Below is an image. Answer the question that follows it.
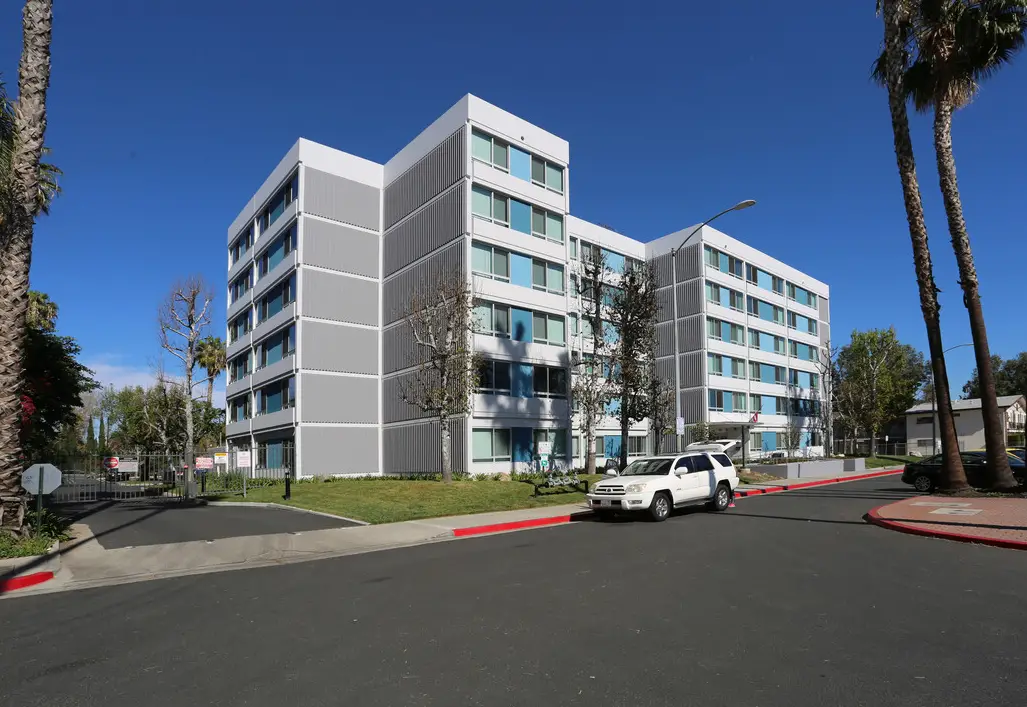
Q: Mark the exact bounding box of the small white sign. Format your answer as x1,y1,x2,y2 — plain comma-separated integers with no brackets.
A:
196,457,214,470
214,452,228,465
676,417,685,436
538,441,552,456
118,459,139,474
929,508,982,516
22,464,62,495
236,451,251,469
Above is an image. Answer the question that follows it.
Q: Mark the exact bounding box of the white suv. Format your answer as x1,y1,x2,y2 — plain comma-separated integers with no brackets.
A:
586,451,740,522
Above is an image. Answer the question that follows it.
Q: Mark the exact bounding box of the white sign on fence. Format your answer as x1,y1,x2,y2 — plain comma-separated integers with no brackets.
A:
214,452,228,465
196,457,214,470
118,459,139,474
676,417,685,436
538,441,552,456
236,450,251,468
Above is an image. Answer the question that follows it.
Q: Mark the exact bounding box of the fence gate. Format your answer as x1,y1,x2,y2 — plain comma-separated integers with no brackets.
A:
43,454,187,504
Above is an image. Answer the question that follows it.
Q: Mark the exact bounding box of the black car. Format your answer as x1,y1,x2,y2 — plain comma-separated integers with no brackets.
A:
901,451,1026,492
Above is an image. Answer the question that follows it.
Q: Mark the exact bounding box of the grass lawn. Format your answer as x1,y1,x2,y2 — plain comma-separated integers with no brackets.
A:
215,475,606,525
0,533,55,559
862,455,917,469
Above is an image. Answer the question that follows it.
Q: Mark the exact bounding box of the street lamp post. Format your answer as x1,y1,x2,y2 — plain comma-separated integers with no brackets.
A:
931,342,974,455
670,200,756,452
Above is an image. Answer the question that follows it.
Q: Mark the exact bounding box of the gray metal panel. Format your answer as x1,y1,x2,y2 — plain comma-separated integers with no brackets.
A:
299,373,378,424
678,314,704,352
382,322,425,375
819,295,830,323
302,321,379,375
656,356,674,386
251,356,296,388
226,419,250,438
679,388,705,424
679,351,704,389
303,217,379,279
227,333,251,360
301,426,380,475
382,371,433,423
252,253,298,302
301,269,379,327
383,184,465,277
228,253,252,284
649,252,672,288
253,206,298,255
384,128,465,230
675,242,701,281
382,239,465,326
676,279,702,317
303,168,381,231
226,292,252,323
251,302,296,343
251,408,295,433
656,322,674,358
656,286,674,324
382,418,467,475
226,377,250,398
820,322,830,348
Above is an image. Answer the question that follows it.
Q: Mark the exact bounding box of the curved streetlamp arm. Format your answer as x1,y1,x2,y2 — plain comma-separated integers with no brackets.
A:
672,200,757,254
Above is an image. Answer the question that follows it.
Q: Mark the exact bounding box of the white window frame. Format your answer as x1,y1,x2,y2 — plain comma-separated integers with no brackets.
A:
473,428,512,463
532,259,565,294
471,129,509,172
471,185,510,227
472,241,511,282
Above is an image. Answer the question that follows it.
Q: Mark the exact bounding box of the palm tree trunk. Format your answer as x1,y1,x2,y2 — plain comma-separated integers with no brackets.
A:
206,376,214,405
0,0,54,535
932,100,1018,490
880,0,967,492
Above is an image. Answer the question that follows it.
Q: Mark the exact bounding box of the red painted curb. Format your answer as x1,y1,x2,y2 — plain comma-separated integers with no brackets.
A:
453,512,593,537
865,504,1027,551
735,468,902,497
0,570,55,593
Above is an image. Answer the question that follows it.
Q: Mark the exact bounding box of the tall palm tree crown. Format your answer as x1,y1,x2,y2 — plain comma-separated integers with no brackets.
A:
196,336,227,405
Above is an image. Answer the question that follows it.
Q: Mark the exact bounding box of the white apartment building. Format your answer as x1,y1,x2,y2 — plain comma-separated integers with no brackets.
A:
905,395,1026,453
224,94,831,476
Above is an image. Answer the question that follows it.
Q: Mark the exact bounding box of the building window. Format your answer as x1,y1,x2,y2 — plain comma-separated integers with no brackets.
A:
228,352,251,383
229,310,252,344
259,173,299,234
229,394,251,422
230,225,255,266
533,428,568,458
257,224,297,278
746,264,784,295
532,259,565,294
787,311,818,336
572,435,580,458
708,353,723,376
753,362,786,384
257,274,296,323
473,301,510,338
594,435,606,456
530,156,565,193
532,313,566,346
709,390,726,411
477,360,512,395
749,328,786,355
255,376,295,415
916,415,933,425
229,268,252,304
533,366,568,399
258,324,296,369
471,129,509,171
706,317,745,346
569,237,578,260
747,296,785,325
531,207,564,244
580,241,601,265
628,436,647,456
471,242,510,282
789,340,818,362
471,185,511,226
787,283,818,309
472,428,512,462
704,245,743,278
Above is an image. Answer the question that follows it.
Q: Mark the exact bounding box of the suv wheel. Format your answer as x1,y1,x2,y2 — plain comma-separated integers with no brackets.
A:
710,484,732,512
913,474,934,493
648,492,671,522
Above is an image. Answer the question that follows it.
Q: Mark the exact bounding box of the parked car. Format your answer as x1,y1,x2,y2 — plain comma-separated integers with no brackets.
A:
586,451,740,521
901,451,1026,492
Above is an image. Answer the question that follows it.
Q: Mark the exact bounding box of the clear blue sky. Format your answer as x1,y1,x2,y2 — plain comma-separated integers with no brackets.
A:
1,0,1024,401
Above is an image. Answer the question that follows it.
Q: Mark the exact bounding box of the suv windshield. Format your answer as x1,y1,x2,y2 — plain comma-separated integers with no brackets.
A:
619,459,673,476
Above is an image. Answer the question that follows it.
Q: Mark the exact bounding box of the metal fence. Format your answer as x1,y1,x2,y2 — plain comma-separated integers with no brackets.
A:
37,453,187,504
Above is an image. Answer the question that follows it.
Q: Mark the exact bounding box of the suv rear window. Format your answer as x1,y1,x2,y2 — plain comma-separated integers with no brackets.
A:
691,454,714,472
712,454,733,468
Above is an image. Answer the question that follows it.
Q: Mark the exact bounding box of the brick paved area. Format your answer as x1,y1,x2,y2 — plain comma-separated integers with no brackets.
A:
867,496,1027,550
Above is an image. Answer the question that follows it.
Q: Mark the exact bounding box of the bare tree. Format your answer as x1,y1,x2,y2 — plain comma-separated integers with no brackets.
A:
812,344,837,456
571,248,613,474
399,272,477,483
158,276,213,497
783,418,804,459
608,260,659,470
647,371,675,455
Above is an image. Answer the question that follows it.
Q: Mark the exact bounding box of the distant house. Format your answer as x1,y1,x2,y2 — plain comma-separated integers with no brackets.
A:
904,395,1026,454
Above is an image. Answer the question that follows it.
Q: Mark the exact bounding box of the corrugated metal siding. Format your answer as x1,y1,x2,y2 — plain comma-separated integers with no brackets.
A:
819,295,830,323
382,239,465,325
649,252,673,287
680,388,705,424
299,374,378,424
383,184,465,277
675,242,701,280
382,418,467,475
679,351,704,388
656,322,674,358
301,321,378,374
301,269,379,327
382,322,426,375
384,128,465,230
676,279,702,317
303,217,379,279
656,286,674,323
678,315,704,352
656,356,674,385
301,426,379,475
304,168,381,232
382,370,434,423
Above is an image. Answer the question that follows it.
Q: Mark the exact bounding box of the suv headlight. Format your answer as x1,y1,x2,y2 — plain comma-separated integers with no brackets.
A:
625,483,647,494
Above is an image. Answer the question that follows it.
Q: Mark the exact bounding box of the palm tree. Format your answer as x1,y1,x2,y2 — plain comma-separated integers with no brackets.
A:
876,0,969,491
26,290,57,331
196,336,227,405
899,0,1026,489
0,0,55,536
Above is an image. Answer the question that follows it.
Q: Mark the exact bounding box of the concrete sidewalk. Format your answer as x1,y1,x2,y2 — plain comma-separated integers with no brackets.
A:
736,467,903,496
9,502,591,596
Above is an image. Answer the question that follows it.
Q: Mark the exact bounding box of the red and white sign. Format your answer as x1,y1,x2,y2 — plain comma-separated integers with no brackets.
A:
196,457,214,470
103,457,119,470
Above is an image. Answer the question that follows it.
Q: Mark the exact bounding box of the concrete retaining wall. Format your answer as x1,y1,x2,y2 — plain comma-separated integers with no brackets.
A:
754,459,861,479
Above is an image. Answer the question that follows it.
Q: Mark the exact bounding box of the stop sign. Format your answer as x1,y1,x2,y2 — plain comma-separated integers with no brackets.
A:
103,456,119,470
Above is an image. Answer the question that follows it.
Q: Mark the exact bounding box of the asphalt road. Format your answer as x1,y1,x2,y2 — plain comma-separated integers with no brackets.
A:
59,501,358,549
3,477,1026,707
